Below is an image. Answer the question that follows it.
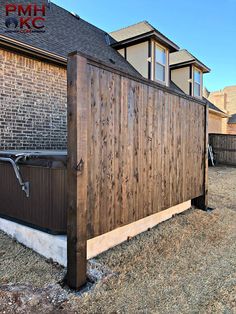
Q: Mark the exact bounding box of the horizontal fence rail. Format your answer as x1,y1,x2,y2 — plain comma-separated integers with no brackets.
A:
209,133,236,166
67,52,208,289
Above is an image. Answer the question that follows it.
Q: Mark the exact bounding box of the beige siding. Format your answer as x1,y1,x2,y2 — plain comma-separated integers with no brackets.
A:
117,48,125,57
126,41,149,78
208,112,223,134
171,66,190,95
208,93,227,112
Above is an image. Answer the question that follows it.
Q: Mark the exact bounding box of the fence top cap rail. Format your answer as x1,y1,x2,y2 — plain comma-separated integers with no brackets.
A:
209,133,236,136
68,50,207,107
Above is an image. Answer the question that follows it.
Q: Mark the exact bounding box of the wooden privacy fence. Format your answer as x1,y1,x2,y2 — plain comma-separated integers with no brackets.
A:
209,133,236,166
67,51,208,289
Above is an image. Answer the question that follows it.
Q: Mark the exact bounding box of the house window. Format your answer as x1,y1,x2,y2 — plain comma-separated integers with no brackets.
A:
193,68,201,97
155,44,166,83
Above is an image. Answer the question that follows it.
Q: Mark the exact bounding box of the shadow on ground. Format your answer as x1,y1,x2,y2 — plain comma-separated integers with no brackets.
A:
0,166,236,313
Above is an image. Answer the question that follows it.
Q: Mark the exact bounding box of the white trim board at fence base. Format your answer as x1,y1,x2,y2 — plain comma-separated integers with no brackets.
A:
88,200,191,259
0,200,191,267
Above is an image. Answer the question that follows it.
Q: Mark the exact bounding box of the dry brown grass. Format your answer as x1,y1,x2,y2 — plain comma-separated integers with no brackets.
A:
0,166,235,313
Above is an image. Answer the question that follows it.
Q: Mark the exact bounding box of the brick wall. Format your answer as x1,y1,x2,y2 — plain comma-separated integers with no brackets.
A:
227,123,236,135
208,86,236,116
0,48,67,150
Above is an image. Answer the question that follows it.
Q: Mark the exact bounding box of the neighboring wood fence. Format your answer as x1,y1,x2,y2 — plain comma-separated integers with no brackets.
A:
67,52,208,289
209,133,236,166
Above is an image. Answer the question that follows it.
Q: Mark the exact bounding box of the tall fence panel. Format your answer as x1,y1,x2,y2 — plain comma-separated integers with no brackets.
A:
67,52,208,289
86,64,206,238
209,133,236,166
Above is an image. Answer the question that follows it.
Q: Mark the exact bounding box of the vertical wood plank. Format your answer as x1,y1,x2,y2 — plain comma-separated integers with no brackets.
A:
191,103,208,210
121,76,128,225
138,84,145,219
147,86,154,215
82,57,207,236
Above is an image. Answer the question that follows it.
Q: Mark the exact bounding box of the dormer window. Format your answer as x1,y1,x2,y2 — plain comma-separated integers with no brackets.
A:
155,43,167,84
170,50,210,97
193,67,201,97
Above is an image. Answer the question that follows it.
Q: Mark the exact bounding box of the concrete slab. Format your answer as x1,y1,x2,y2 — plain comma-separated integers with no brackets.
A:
0,200,191,267
0,218,67,266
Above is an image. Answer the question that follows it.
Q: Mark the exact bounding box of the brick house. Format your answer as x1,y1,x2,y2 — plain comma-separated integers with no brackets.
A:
0,1,210,273
1,1,213,149
207,86,236,134
227,114,236,134
0,0,139,150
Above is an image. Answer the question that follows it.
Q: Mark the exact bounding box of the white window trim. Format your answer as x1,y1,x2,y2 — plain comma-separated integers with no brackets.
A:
154,42,169,86
192,66,202,98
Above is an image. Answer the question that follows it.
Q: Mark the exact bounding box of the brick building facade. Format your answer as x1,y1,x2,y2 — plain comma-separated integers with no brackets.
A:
0,48,67,150
208,86,236,134
0,0,140,151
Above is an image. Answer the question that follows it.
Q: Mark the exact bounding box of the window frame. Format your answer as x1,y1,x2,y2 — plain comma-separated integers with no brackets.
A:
192,66,202,98
154,42,168,85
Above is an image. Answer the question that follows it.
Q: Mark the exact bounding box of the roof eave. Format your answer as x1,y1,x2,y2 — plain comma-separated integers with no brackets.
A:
0,34,67,66
209,108,229,118
111,31,179,52
153,31,179,52
170,60,210,73
110,31,153,48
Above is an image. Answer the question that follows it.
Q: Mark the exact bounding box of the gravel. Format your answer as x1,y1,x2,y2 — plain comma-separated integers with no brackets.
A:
0,166,235,313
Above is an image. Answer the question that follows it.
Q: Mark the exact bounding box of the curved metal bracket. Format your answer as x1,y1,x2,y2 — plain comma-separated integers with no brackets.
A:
0,157,30,198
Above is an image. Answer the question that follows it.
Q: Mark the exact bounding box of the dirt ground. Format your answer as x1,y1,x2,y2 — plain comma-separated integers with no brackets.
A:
0,166,235,313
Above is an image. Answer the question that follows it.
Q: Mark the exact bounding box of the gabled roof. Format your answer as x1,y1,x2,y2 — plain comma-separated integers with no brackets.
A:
0,0,140,77
228,113,236,124
109,21,179,52
170,49,210,73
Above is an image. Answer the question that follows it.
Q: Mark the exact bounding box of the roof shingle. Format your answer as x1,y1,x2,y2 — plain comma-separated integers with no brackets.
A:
110,21,153,42
228,113,236,124
204,98,228,116
0,0,140,76
170,49,210,73
109,21,179,52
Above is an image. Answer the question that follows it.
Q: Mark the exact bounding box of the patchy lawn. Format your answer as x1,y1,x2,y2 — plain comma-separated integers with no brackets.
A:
0,166,236,313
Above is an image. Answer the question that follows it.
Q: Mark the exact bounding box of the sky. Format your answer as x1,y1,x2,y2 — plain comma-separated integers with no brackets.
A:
53,0,236,92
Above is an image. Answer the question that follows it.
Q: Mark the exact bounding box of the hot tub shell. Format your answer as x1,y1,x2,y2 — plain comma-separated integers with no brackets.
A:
0,150,67,234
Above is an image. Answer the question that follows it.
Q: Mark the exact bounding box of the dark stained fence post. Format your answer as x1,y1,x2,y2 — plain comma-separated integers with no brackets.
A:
192,102,208,210
67,52,88,289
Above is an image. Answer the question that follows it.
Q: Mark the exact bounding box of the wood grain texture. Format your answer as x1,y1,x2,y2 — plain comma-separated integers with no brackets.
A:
85,61,206,238
67,53,88,289
192,103,208,210
209,133,236,166
66,52,207,288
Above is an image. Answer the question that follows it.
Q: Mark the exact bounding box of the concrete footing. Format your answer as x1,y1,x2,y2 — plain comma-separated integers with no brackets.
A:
0,218,67,266
0,200,191,267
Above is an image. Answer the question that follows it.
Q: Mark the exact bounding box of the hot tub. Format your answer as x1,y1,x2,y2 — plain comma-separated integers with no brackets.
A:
0,150,67,234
